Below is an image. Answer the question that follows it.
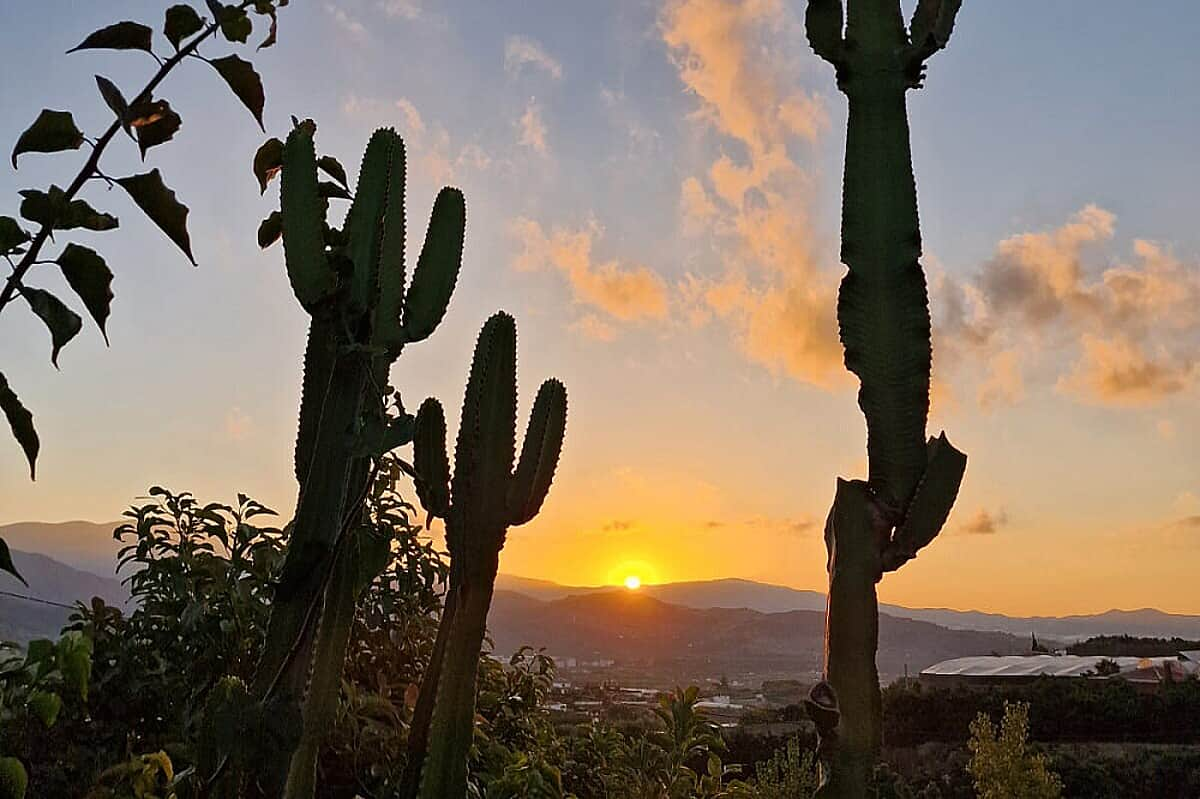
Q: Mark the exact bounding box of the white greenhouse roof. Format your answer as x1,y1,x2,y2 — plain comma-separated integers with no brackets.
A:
921,655,1171,679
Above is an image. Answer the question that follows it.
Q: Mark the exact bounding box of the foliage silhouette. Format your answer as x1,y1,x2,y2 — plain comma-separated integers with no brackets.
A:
803,0,968,793
0,0,286,587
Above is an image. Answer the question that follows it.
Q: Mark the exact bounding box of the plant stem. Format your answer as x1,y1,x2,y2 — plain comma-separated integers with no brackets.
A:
0,2,253,312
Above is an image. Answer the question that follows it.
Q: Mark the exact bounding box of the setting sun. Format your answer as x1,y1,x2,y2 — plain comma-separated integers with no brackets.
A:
623,575,642,590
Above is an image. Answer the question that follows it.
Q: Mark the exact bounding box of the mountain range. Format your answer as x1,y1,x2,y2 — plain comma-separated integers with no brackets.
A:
4,518,1199,659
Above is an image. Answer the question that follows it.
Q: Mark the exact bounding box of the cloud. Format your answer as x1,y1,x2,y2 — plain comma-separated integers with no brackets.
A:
571,314,618,342
511,217,670,325
341,95,489,184
662,0,840,387
1173,515,1200,530
977,349,1025,411
518,98,549,154
326,4,367,38
505,35,564,80
939,208,1200,408
379,0,422,19
956,508,1009,536
224,407,252,441
1058,334,1191,406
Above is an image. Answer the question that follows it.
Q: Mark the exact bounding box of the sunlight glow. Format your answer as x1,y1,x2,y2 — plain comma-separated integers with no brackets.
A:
623,575,642,590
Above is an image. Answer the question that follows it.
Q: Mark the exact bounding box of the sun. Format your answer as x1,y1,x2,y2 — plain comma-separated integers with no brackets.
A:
623,575,642,590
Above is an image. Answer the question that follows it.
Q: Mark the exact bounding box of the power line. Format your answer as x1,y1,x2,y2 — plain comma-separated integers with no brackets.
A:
0,589,76,610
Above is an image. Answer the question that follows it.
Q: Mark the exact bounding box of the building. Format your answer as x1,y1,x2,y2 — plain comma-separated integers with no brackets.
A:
920,653,1200,691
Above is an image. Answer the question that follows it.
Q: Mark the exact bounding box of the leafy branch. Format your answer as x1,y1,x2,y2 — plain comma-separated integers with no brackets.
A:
0,0,286,583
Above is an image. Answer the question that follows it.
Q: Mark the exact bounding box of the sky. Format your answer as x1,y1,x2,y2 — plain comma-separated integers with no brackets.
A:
1,1,1198,616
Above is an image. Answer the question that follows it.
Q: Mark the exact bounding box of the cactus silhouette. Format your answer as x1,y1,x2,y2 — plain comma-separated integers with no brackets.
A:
400,312,567,799
804,0,968,794
244,122,464,798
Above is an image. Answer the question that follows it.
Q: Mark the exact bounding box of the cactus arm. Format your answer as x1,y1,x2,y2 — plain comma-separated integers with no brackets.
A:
908,0,962,64
401,187,465,346
343,130,399,319
280,128,336,310
881,432,966,571
453,313,518,555
507,378,567,526
413,398,451,525
812,479,884,798
805,0,845,66
417,558,499,799
372,135,409,353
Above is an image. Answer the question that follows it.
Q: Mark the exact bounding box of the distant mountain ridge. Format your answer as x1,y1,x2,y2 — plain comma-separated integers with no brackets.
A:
495,574,1200,641
486,589,1030,682
0,549,128,643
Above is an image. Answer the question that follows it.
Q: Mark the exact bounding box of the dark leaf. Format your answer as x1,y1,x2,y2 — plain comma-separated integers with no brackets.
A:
316,155,347,188
0,217,31,255
210,55,265,130
0,537,28,584
0,372,37,483
117,170,195,264
257,211,282,248
67,22,153,54
164,4,204,49
22,287,83,367
211,4,253,43
94,76,130,136
318,180,352,200
18,187,119,232
57,244,114,344
11,109,84,168
258,11,278,50
253,137,283,194
134,102,182,159
127,97,170,128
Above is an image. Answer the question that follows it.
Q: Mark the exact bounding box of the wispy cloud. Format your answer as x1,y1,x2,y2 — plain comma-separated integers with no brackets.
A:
511,217,670,330
518,98,549,154
341,95,490,184
325,4,367,38
505,35,564,80
956,508,1009,536
662,0,840,387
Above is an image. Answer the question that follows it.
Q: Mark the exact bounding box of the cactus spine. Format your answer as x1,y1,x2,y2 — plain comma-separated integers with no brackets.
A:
804,1,968,794
401,312,567,799
248,123,465,798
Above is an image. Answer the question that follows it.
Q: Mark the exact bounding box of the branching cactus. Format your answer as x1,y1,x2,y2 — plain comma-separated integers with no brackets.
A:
804,1,969,794
234,122,465,798
400,312,567,799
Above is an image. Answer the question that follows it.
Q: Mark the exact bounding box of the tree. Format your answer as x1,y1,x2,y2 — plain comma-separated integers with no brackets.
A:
967,701,1062,799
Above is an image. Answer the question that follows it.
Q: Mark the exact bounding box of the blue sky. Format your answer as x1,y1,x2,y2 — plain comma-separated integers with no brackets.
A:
1,1,1198,614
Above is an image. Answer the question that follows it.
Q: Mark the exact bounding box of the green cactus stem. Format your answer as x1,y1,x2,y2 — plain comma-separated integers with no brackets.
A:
804,1,967,794
400,313,567,799
244,122,465,798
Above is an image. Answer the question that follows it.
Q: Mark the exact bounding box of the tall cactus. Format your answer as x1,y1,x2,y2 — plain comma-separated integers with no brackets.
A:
803,1,968,794
400,312,567,799
245,122,465,798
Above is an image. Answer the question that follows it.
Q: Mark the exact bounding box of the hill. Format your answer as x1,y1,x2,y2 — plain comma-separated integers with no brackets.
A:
0,550,128,644
486,589,1031,684
496,575,1200,641
0,520,122,577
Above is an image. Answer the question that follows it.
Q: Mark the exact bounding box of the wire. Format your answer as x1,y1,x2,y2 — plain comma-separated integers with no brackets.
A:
0,589,76,610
